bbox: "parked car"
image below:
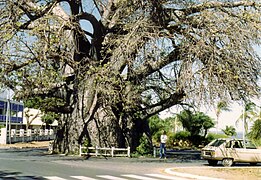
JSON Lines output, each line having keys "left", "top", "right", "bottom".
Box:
{"left": 201, "top": 138, "right": 261, "bottom": 166}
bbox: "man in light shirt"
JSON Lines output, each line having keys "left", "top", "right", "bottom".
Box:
{"left": 160, "top": 130, "right": 167, "bottom": 159}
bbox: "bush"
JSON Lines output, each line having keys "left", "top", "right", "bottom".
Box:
{"left": 172, "top": 131, "right": 191, "bottom": 147}
{"left": 174, "top": 131, "right": 191, "bottom": 140}
{"left": 136, "top": 134, "right": 152, "bottom": 155}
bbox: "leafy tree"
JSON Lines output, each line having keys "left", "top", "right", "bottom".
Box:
{"left": 237, "top": 102, "right": 258, "bottom": 134}
{"left": 148, "top": 115, "right": 174, "bottom": 145}
{"left": 0, "top": 1, "right": 260, "bottom": 154}
{"left": 222, "top": 125, "right": 237, "bottom": 137}
{"left": 176, "top": 110, "right": 215, "bottom": 138}
{"left": 248, "top": 119, "right": 261, "bottom": 146}
{"left": 41, "top": 112, "right": 60, "bottom": 126}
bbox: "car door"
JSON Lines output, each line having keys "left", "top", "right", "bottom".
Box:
{"left": 227, "top": 140, "right": 242, "bottom": 161}
{"left": 232, "top": 140, "right": 261, "bottom": 163}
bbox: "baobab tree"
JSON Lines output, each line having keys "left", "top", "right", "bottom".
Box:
{"left": 0, "top": 0, "right": 260, "bottom": 154}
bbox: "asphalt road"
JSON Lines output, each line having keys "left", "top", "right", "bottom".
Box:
{"left": 0, "top": 148, "right": 205, "bottom": 180}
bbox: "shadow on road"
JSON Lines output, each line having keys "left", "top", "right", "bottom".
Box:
{"left": 0, "top": 170, "right": 47, "bottom": 179}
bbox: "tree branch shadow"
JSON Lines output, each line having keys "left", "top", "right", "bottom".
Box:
{"left": 0, "top": 170, "right": 47, "bottom": 179}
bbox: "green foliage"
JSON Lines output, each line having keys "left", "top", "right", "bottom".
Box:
{"left": 222, "top": 125, "right": 237, "bottom": 137}
{"left": 24, "top": 96, "right": 65, "bottom": 112}
{"left": 148, "top": 115, "right": 174, "bottom": 145}
{"left": 216, "top": 101, "right": 231, "bottom": 115}
{"left": 206, "top": 132, "right": 228, "bottom": 140}
{"left": 148, "top": 111, "right": 215, "bottom": 148}
{"left": 236, "top": 101, "right": 258, "bottom": 134}
{"left": 136, "top": 134, "right": 151, "bottom": 155}
{"left": 176, "top": 110, "right": 215, "bottom": 137}
{"left": 41, "top": 112, "right": 60, "bottom": 125}
{"left": 173, "top": 131, "right": 191, "bottom": 141}
{"left": 248, "top": 119, "right": 261, "bottom": 146}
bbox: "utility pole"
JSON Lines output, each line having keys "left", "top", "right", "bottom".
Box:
{"left": 5, "top": 98, "right": 10, "bottom": 144}
{"left": 242, "top": 100, "right": 246, "bottom": 148}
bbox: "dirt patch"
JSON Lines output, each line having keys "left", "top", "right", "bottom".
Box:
{"left": 172, "top": 167, "right": 261, "bottom": 180}
{"left": 0, "top": 141, "right": 50, "bottom": 148}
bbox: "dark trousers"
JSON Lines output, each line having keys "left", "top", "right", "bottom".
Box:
{"left": 159, "top": 143, "right": 166, "bottom": 158}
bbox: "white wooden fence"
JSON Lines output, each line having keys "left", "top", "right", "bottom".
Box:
{"left": 0, "top": 128, "right": 55, "bottom": 144}
{"left": 80, "top": 145, "right": 131, "bottom": 157}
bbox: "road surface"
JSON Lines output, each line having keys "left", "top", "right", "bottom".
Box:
{"left": 0, "top": 147, "right": 207, "bottom": 180}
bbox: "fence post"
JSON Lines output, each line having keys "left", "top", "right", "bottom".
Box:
{"left": 127, "top": 147, "right": 130, "bottom": 157}
{"left": 79, "top": 144, "right": 82, "bottom": 156}
{"left": 0, "top": 128, "right": 7, "bottom": 144}
{"left": 20, "top": 129, "right": 24, "bottom": 142}
{"left": 111, "top": 147, "right": 115, "bottom": 157}
{"left": 95, "top": 146, "right": 98, "bottom": 157}
{"left": 153, "top": 146, "right": 157, "bottom": 158}
{"left": 11, "top": 129, "right": 16, "bottom": 142}
{"left": 27, "top": 129, "right": 32, "bottom": 142}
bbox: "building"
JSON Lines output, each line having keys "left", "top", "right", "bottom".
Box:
{"left": 0, "top": 89, "right": 57, "bottom": 144}
{"left": 0, "top": 98, "right": 24, "bottom": 129}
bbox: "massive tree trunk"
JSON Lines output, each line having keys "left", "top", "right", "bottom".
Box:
{"left": 52, "top": 73, "right": 157, "bottom": 153}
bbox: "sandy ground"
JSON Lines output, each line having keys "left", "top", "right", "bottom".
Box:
{"left": 171, "top": 167, "right": 261, "bottom": 180}
{"left": 0, "top": 141, "right": 50, "bottom": 148}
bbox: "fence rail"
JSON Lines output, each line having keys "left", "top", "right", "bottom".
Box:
{"left": 79, "top": 145, "right": 130, "bottom": 157}
{"left": 0, "top": 128, "right": 55, "bottom": 144}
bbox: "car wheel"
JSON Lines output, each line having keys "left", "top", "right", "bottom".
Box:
{"left": 208, "top": 160, "right": 218, "bottom": 166}
{"left": 222, "top": 158, "right": 233, "bottom": 167}
{"left": 250, "top": 163, "right": 257, "bottom": 166}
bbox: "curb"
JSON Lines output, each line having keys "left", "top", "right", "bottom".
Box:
{"left": 165, "top": 168, "right": 225, "bottom": 180}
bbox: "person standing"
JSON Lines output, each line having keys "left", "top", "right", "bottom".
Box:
{"left": 159, "top": 130, "right": 167, "bottom": 159}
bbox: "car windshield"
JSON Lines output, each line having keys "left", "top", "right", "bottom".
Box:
{"left": 208, "top": 139, "right": 226, "bottom": 147}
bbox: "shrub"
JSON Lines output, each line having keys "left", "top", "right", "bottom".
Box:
{"left": 174, "top": 131, "right": 191, "bottom": 140}
{"left": 136, "top": 134, "right": 152, "bottom": 155}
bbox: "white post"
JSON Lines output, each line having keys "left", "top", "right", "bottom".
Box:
{"left": 49, "top": 129, "right": 54, "bottom": 135}
{"left": 8, "top": 100, "right": 11, "bottom": 144}
{"left": 11, "top": 129, "right": 16, "bottom": 142}
{"left": 20, "top": 129, "right": 24, "bottom": 142}
{"left": 111, "top": 147, "right": 115, "bottom": 157}
{"left": 39, "top": 129, "right": 43, "bottom": 136}
{"left": 242, "top": 101, "right": 246, "bottom": 148}
{"left": 11, "top": 129, "right": 16, "bottom": 137}
{"left": 5, "top": 99, "right": 10, "bottom": 144}
{"left": 127, "top": 147, "right": 131, "bottom": 157}
{"left": 45, "top": 129, "right": 49, "bottom": 136}
{"left": 27, "top": 129, "right": 32, "bottom": 142}
{"left": 95, "top": 146, "right": 98, "bottom": 157}
{"left": 0, "top": 128, "right": 7, "bottom": 144}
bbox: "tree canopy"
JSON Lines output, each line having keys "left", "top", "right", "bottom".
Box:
{"left": 176, "top": 110, "right": 214, "bottom": 137}
{"left": 0, "top": 0, "right": 260, "bottom": 153}
{"left": 222, "top": 125, "right": 237, "bottom": 137}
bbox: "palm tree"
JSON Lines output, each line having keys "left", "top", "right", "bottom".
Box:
{"left": 248, "top": 119, "right": 261, "bottom": 143}
{"left": 176, "top": 110, "right": 214, "bottom": 137}
{"left": 215, "top": 101, "right": 231, "bottom": 133}
{"left": 222, "top": 125, "right": 237, "bottom": 137}
{"left": 236, "top": 102, "right": 257, "bottom": 134}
